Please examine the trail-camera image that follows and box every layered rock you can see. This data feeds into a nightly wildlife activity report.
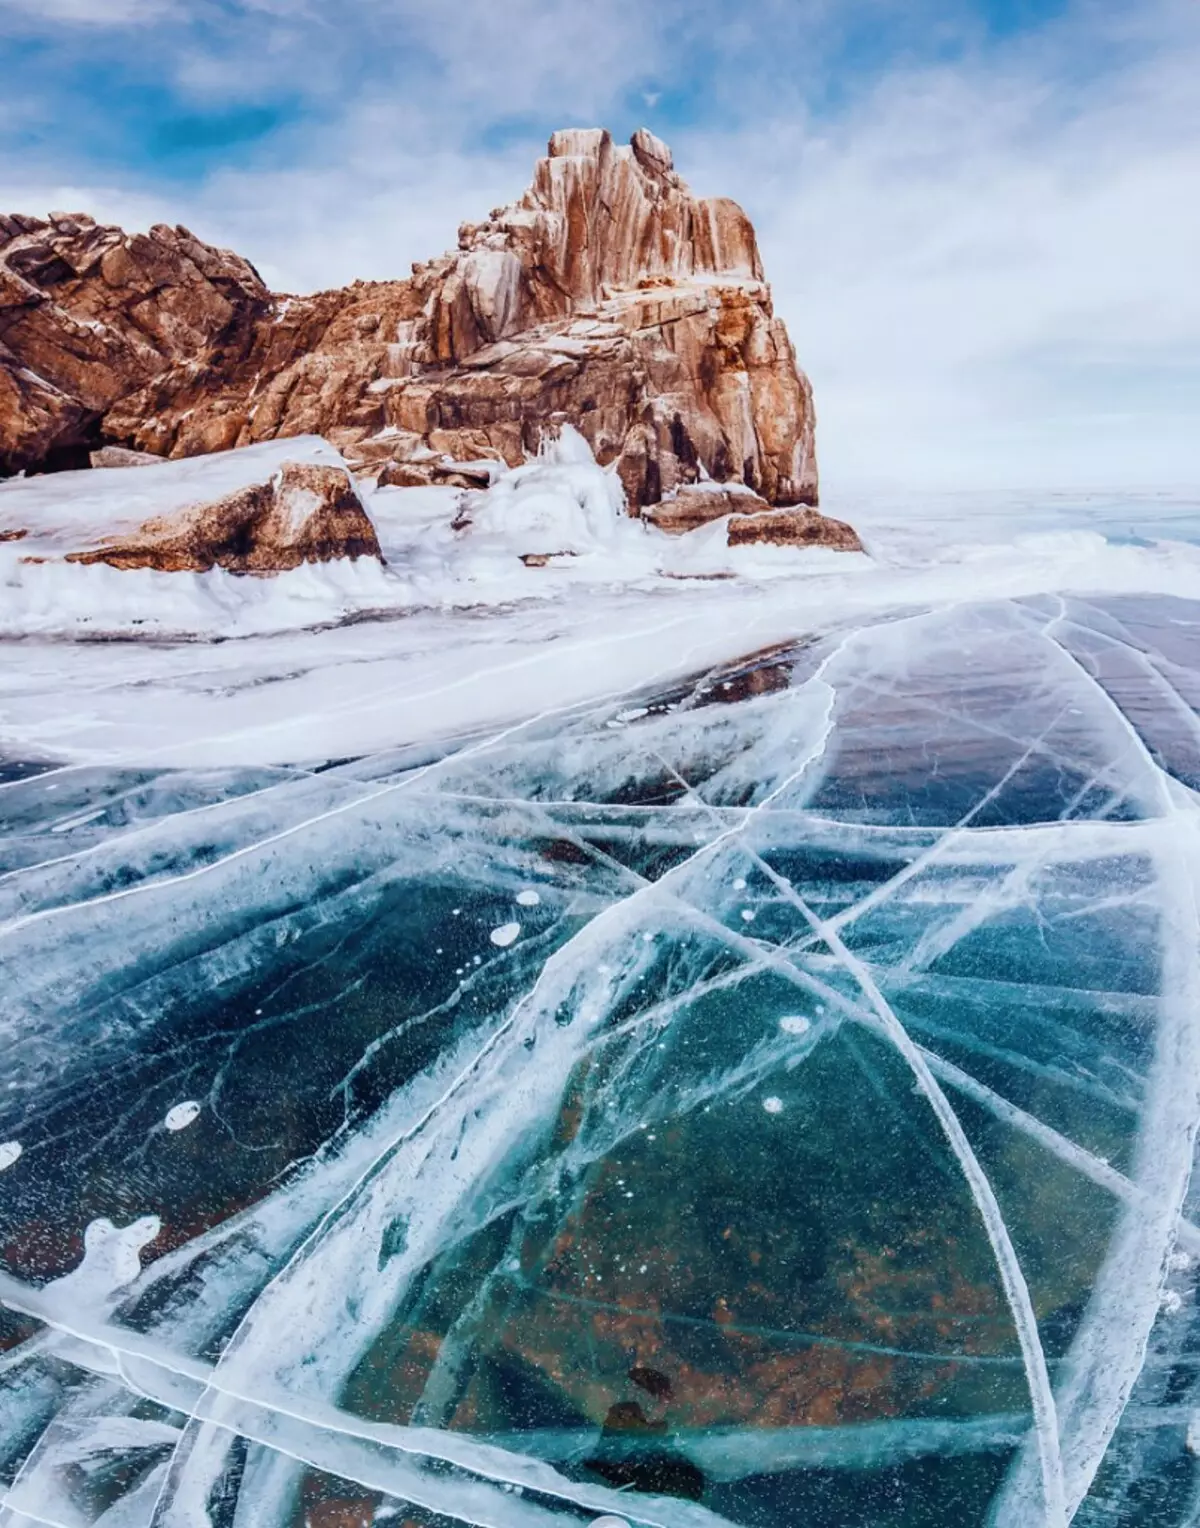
[642,485,775,535]
[0,437,381,575]
[643,484,862,551]
[0,211,269,474]
[67,461,381,574]
[727,505,862,552]
[1,130,819,511]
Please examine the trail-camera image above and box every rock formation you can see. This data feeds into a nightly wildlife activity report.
[66,461,381,574]
[0,438,381,576]
[726,505,862,551]
[642,485,863,550]
[642,485,776,535]
[0,212,269,475]
[1,130,819,513]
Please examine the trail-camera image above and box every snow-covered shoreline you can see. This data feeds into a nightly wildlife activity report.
[2,434,1197,769]
[2,522,1198,770]
[0,429,868,642]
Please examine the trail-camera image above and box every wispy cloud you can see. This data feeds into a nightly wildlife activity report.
[701,1,1200,487]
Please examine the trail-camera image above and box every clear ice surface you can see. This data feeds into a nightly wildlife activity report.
[2,493,1200,1528]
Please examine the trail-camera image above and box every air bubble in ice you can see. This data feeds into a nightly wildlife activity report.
[779,1015,811,1036]
[763,1096,784,1115]
[490,922,521,947]
[516,889,541,906]
[741,908,755,921]
[0,1140,22,1172]
[164,1100,201,1132]
[48,1215,161,1304]
[733,877,747,890]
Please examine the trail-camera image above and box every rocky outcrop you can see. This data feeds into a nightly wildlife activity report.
[64,460,380,573]
[642,485,774,534]
[641,484,861,552]
[726,505,862,552]
[1,130,819,511]
[0,211,269,474]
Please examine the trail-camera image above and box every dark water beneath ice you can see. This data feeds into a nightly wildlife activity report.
[2,592,1200,1528]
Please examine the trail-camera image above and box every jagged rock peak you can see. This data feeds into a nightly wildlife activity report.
[448,127,764,335]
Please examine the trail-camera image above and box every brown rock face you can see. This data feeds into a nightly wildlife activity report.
[0,211,269,474]
[726,506,863,552]
[66,461,381,574]
[1,131,818,509]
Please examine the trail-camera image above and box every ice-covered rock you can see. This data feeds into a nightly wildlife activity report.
[0,435,381,574]
[455,424,627,559]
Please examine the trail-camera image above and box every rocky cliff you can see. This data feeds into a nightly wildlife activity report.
[1,129,818,511]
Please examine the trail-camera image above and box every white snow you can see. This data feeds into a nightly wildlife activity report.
[0,425,871,643]
[0,434,349,555]
[0,434,1197,773]
[43,1215,161,1307]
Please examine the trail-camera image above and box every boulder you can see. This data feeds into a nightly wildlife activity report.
[65,460,381,574]
[1,132,820,515]
[726,506,863,552]
[90,445,163,468]
[643,486,774,535]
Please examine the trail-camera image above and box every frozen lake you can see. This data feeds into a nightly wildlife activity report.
[1,490,1199,1528]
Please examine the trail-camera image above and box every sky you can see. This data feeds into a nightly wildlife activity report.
[1,0,1197,493]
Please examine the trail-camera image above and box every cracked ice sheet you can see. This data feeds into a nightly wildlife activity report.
[1,578,1199,1524]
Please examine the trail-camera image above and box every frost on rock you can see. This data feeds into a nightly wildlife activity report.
[0,589,1199,1527]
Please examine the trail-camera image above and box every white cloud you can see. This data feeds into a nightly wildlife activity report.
[681,3,1200,489]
